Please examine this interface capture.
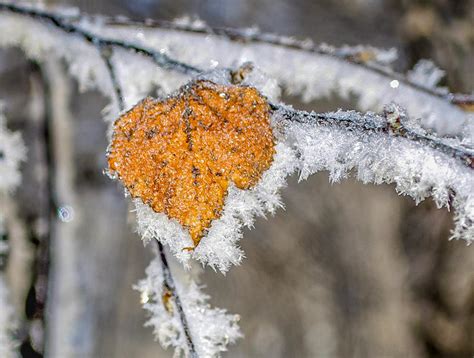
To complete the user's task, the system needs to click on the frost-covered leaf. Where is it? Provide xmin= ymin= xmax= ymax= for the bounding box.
xmin=108 ymin=80 xmax=275 ymax=247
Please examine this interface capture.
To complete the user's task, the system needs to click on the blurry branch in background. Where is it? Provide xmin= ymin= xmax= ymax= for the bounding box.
xmin=87 ymin=14 xmax=474 ymax=109
xmin=1 ymin=2 xmax=474 ymax=109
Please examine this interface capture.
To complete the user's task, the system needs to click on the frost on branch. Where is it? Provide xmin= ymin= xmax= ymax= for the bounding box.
xmin=134 ymin=255 xmax=242 ymax=357
xmin=277 ymin=103 xmax=473 ymax=242
xmin=90 ymin=18 xmax=472 ymax=137
xmin=0 ymin=5 xmax=471 ymax=137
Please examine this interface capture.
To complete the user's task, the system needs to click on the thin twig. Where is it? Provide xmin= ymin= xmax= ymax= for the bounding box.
xmin=99 ymin=45 xmax=125 ymax=111
xmin=274 ymin=104 xmax=474 ymax=169
xmin=156 ymin=239 xmax=198 ymax=358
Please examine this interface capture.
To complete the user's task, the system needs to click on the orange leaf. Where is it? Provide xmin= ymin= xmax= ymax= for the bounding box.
xmin=108 ymin=80 xmax=275 ymax=247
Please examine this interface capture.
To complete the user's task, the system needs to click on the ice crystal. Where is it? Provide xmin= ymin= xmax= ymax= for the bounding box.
xmin=407 ymin=59 xmax=446 ymax=91
xmin=277 ymin=105 xmax=473 ymax=242
xmin=134 ymin=255 xmax=242 ymax=357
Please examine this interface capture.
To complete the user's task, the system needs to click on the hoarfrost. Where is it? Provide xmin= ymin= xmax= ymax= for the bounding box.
xmin=91 ymin=18 xmax=470 ymax=137
xmin=276 ymin=105 xmax=473 ymax=243
xmin=0 ymin=4 xmax=472 ymax=356
xmin=407 ymin=59 xmax=446 ymax=91
xmin=0 ymin=3 xmax=471 ymax=268
xmin=134 ymin=255 xmax=242 ymax=357
xmin=1 ymin=7 xmax=470 ymax=137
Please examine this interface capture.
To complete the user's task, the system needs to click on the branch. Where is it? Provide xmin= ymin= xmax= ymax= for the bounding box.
xmin=0 ymin=2 xmax=471 ymax=170
xmin=273 ymin=104 xmax=473 ymax=169
xmin=99 ymin=46 xmax=125 ymax=111
xmin=3 ymin=2 xmax=472 ymax=111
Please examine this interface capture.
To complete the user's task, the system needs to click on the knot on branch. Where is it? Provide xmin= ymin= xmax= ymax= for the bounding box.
xmin=384 ymin=103 xmax=407 ymax=135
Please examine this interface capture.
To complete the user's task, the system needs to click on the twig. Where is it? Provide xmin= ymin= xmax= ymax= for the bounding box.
xmin=99 ymin=45 xmax=125 ymax=111
xmin=274 ymin=104 xmax=474 ymax=169
xmin=156 ymin=239 xmax=198 ymax=358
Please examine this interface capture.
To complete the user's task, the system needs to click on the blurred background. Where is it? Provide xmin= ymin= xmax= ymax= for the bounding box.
xmin=0 ymin=0 xmax=473 ymax=357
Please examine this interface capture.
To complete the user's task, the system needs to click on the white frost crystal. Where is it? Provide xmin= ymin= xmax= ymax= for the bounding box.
xmin=278 ymin=105 xmax=473 ymax=243
xmin=407 ymin=59 xmax=446 ymax=90
xmin=134 ymin=256 xmax=242 ymax=357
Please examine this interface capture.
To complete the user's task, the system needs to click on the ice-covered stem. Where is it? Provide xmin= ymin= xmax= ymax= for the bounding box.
xmin=272 ymin=103 xmax=473 ymax=169
xmin=0 ymin=2 xmax=202 ymax=76
xmin=155 ymin=240 xmax=198 ymax=358
xmin=1 ymin=2 xmax=471 ymax=169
